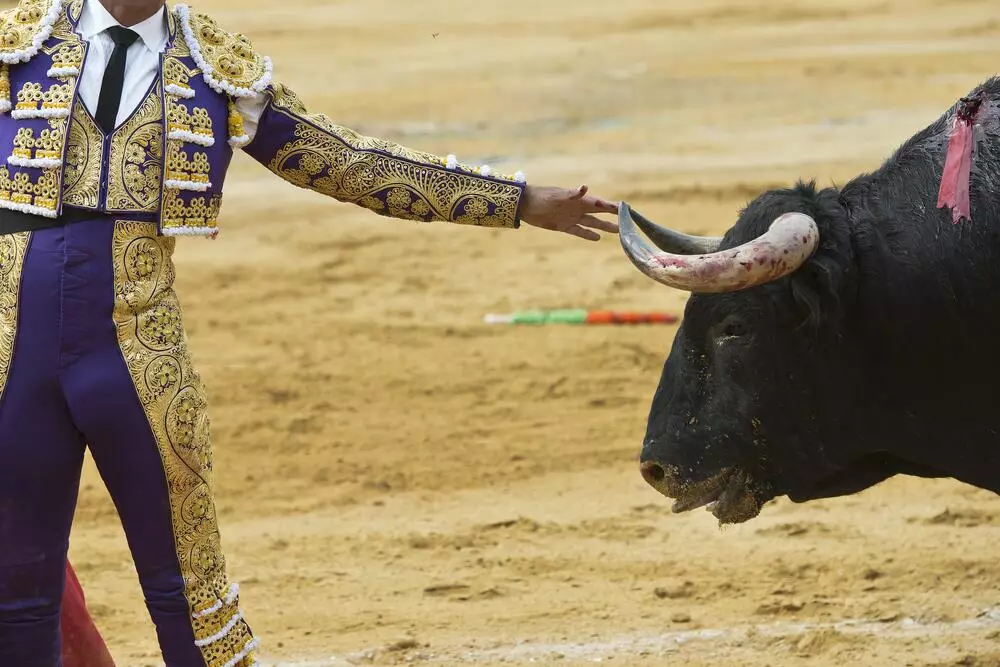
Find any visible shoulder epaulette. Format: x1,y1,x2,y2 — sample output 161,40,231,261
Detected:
174,4,272,98
0,0,64,65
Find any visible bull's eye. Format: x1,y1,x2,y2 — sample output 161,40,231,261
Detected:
724,323,746,337
720,321,748,340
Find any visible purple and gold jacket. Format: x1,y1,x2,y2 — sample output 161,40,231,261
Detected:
0,0,527,236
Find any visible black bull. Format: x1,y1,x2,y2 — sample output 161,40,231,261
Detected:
619,77,1000,524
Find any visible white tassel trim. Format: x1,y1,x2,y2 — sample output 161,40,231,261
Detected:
228,134,250,148
192,584,240,619
444,155,525,183
194,609,244,647
160,225,218,237
193,599,223,619
0,99,11,114
221,638,259,667
164,83,196,99
8,155,61,169
11,107,69,119
47,66,79,78
167,129,215,147
175,4,272,98
0,199,57,218
0,0,64,65
164,178,211,192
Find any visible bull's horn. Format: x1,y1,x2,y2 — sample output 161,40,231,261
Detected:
618,203,819,294
630,207,722,255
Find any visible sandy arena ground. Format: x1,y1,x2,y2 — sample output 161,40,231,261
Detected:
66,0,1000,664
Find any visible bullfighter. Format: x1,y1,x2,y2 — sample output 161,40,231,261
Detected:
0,0,619,665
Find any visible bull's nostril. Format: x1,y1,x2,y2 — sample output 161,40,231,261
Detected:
640,461,666,485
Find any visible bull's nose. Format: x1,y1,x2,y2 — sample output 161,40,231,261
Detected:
640,460,667,487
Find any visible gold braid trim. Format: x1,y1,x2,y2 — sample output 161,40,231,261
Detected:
0,231,29,407
112,221,258,666
262,84,524,228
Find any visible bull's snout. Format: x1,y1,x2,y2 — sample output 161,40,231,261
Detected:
640,439,679,495
640,460,667,487
639,452,735,512
638,437,763,523
640,456,687,499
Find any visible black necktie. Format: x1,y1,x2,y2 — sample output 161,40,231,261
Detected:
95,26,139,133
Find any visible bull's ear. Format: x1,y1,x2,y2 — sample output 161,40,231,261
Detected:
789,186,855,333
791,260,839,331
790,242,854,333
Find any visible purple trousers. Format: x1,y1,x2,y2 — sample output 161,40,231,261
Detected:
0,215,257,666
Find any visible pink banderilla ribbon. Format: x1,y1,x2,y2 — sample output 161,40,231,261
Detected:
937,93,986,224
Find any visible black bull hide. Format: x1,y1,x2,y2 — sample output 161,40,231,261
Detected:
634,77,1000,524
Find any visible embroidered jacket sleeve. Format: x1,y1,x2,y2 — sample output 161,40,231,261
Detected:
240,83,526,229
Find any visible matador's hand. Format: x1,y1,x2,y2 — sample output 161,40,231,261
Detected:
520,185,619,241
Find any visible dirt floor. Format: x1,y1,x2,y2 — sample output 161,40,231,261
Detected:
69,0,1000,664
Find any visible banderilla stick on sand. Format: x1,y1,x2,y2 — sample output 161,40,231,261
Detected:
484,309,679,325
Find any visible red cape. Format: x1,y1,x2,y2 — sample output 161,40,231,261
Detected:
62,562,116,667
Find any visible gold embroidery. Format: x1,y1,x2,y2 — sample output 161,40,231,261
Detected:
11,125,63,161
65,0,82,26
3,17,86,214
13,79,72,115
163,56,196,97
167,97,214,143
268,83,523,183
49,0,82,41
41,81,70,109
164,57,192,87
267,84,448,166
112,221,257,666
265,112,522,228
13,128,34,158
106,82,164,212
33,168,57,210
62,98,100,208
262,84,522,227
0,231,29,407
180,8,268,93
0,165,59,212
0,0,58,58
161,191,222,231
0,64,9,100
165,143,210,187
14,81,41,111
47,40,83,73
267,83,306,114
165,22,191,59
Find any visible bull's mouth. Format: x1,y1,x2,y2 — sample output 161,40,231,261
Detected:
640,463,764,524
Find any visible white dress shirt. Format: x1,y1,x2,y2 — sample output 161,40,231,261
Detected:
74,0,265,139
